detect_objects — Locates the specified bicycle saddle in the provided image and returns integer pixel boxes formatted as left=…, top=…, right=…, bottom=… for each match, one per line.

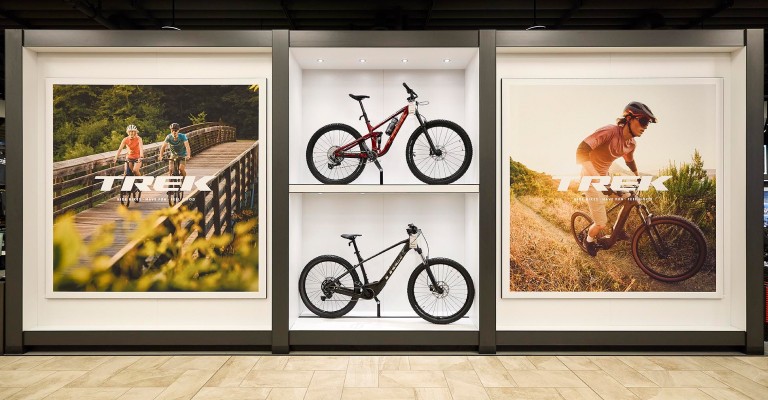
left=348, top=94, right=369, bottom=101
left=341, top=234, right=362, bottom=240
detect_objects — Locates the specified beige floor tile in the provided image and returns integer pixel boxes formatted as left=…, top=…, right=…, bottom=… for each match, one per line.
left=379, top=357, right=410, bottom=371
left=341, top=388, right=415, bottom=400
left=0, top=371, right=53, bottom=387
left=241, top=371, right=313, bottom=388
left=528, top=356, right=569, bottom=371
left=589, top=356, right=657, bottom=387
left=191, top=387, right=270, bottom=400
left=0, top=357, right=54, bottom=371
left=158, top=356, right=230, bottom=372
left=443, top=370, right=490, bottom=400
left=557, top=387, right=603, bottom=400
left=7, top=371, right=87, bottom=400
left=66, top=356, right=140, bottom=388
left=468, top=356, right=506, bottom=370
left=35, top=356, right=110, bottom=371
left=378, top=371, right=447, bottom=388
left=43, top=388, right=129, bottom=400
left=497, top=356, right=537, bottom=371
left=309, top=371, right=346, bottom=389
left=125, top=357, right=172, bottom=371
left=304, top=387, right=342, bottom=400
left=348, top=357, right=379, bottom=366
left=646, top=357, right=727, bottom=371
left=574, top=370, right=640, bottom=400
left=485, top=387, right=562, bottom=400
left=0, top=388, right=23, bottom=400
left=618, top=357, right=665, bottom=371
left=116, top=387, right=166, bottom=400
left=709, top=357, right=768, bottom=386
left=684, top=357, right=731, bottom=371
left=698, top=387, right=754, bottom=400
left=252, top=357, right=289, bottom=371
left=507, top=370, right=586, bottom=388
left=704, top=370, right=768, bottom=400
left=473, top=368, right=517, bottom=388
left=344, top=364, right=378, bottom=388
left=629, top=387, right=716, bottom=400
left=0, top=358, right=22, bottom=368
left=734, top=357, right=768, bottom=370
left=639, top=371, right=727, bottom=388
left=154, top=370, right=215, bottom=400
left=102, top=369, right=183, bottom=388
left=414, top=388, right=451, bottom=400
left=557, top=357, right=600, bottom=371
left=408, top=356, right=470, bottom=371
left=266, top=388, right=306, bottom=400
left=284, top=356, right=349, bottom=371
left=205, top=356, right=261, bottom=388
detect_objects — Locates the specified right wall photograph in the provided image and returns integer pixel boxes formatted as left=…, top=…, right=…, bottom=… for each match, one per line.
left=502, top=78, right=722, bottom=296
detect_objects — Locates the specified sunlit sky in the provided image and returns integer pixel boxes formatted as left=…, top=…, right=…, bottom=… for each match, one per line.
left=503, top=79, right=720, bottom=176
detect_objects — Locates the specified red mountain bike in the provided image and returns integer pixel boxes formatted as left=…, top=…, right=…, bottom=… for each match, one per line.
left=306, top=83, right=473, bottom=184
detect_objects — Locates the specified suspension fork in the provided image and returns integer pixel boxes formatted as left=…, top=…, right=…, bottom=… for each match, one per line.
left=415, top=246, right=444, bottom=295
left=414, top=110, right=440, bottom=155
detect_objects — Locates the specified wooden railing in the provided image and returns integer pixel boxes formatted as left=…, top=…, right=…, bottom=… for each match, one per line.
left=52, top=123, right=236, bottom=217
left=106, top=141, right=259, bottom=268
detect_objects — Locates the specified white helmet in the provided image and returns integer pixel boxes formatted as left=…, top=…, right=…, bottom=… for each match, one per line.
left=126, top=124, right=138, bottom=132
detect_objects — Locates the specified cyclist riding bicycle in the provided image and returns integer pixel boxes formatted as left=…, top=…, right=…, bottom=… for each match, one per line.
left=575, top=101, right=657, bottom=257
left=158, top=122, right=191, bottom=177
left=113, top=124, right=144, bottom=176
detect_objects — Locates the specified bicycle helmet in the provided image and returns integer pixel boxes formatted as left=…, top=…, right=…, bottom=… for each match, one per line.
left=125, top=124, right=138, bottom=132
left=169, top=122, right=180, bottom=130
left=623, top=101, right=658, bottom=123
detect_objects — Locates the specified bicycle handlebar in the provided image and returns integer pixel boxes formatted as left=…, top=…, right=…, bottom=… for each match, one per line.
left=406, top=223, right=418, bottom=235
left=403, top=82, right=417, bottom=101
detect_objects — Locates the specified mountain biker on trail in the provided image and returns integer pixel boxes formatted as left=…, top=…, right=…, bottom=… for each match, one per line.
left=158, top=122, right=192, bottom=177
left=575, top=101, right=657, bottom=257
left=113, top=124, right=144, bottom=176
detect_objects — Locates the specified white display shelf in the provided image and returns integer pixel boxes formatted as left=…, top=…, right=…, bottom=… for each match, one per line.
left=291, top=317, right=478, bottom=331
left=289, top=184, right=479, bottom=194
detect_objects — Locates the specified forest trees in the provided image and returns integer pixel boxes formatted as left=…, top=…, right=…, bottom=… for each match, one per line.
left=53, top=84, right=260, bottom=162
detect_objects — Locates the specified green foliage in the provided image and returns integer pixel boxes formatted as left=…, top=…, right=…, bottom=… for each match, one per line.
left=647, top=150, right=716, bottom=237
left=509, top=158, right=555, bottom=197
left=188, top=111, right=207, bottom=125
left=53, top=207, right=259, bottom=292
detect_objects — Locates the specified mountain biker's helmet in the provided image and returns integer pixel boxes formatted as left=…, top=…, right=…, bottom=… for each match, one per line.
left=126, top=124, right=138, bottom=132
left=623, top=101, right=658, bottom=123
left=169, top=122, right=180, bottom=131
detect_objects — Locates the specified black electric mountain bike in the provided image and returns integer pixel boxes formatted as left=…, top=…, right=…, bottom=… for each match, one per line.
left=118, top=158, right=142, bottom=207
left=299, top=224, right=475, bottom=324
left=306, top=83, right=473, bottom=185
left=165, top=154, right=185, bottom=206
left=571, top=190, right=707, bottom=282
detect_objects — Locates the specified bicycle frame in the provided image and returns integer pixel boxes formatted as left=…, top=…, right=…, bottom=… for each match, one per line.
left=332, top=237, right=439, bottom=300
left=600, top=195, right=653, bottom=249
left=336, top=106, right=410, bottom=158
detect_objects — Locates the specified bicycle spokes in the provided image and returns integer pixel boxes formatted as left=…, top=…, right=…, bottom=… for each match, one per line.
left=406, top=120, right=472, bottom=184
left=411, top=263, right=469, bottom=319
left=303, top=260, right=357, bottom=313
left=306, top=125, right=366, bottom=184
left=632, top=217, right=706, bottom=282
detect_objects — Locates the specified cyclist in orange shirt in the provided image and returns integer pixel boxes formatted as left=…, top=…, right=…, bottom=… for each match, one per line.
left=113, top=124, right=144, bottom=176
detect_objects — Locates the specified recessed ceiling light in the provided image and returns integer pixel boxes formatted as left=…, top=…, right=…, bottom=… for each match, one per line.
left=359, top=59, right=366, bottom=63
left=317, top=58, right=324, bottom=63
left=401, top=59, right=408, bottom=63
left=443, top=58, right=451, bottom=63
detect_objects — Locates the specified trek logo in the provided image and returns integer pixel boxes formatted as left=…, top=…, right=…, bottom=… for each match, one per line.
left=386, top=251, right=407, bottom=279
left=95, top=176, right=215, bottom=192
left=553, top=175, right=671, bottom=192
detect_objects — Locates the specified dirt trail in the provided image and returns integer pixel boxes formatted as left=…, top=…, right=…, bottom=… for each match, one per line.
left=510, top=197, right=714, bottom=292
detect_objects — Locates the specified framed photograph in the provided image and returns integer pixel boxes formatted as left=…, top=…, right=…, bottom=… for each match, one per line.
left=501, top=78, right=723, bottom=298
left=47, top=78, right=267, bottom=298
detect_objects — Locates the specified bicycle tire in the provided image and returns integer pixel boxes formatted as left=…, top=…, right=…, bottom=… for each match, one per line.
left=405, top=119, right=472, bottom=184
left=570, top=211, right=594, bottom=254
left=133, top=189, right=141, bottom=204
left=407, top=257, right=474, bottom=324
left=306, top=123, right=366, bottom=184
left=299, top=255, right=360, bottom=318
left=631, top=215, right=707, bottom=282
left=119, top=191, right=130, bottom=207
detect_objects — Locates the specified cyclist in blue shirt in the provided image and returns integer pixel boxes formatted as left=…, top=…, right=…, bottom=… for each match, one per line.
left=158, top=122, right=192, bottom=177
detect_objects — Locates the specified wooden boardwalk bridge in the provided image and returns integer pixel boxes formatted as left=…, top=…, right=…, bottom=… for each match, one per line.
left=53, top=123, right=258, bottom=268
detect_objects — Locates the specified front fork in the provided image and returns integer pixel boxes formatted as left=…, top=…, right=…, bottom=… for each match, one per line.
left=415, top=111, right=441, bottom=156
left=415, top=246, right=444, bottom=295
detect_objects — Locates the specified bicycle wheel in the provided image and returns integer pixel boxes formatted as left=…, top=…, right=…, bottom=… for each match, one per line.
left=299, top=255, right=360, bottom=318
left=133, top=189, right=141, bottom=204
left=405, top=119, right=472, bottom=184
left=119, top=191, right=130, bottom=207
left=306, top=123, right=366, bottom=184
left=631, top=215, right=707, bottom=282
left=168, top=190, right=180, bottom=207
left=407, top=257, right=474, bottom=324
left=570, top=211, right=593, bottom=254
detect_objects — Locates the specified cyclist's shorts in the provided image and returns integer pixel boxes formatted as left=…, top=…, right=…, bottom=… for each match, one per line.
left=170, top=158, right=187, bottom=165
left=127, top=158, right=141, bottom=163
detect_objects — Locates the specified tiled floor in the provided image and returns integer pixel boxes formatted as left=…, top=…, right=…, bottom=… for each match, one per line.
left=1, top=354, right=767, bottom=399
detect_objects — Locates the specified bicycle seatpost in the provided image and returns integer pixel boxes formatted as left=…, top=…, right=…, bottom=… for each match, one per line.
left=349, top=238, right=363, bottom=263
